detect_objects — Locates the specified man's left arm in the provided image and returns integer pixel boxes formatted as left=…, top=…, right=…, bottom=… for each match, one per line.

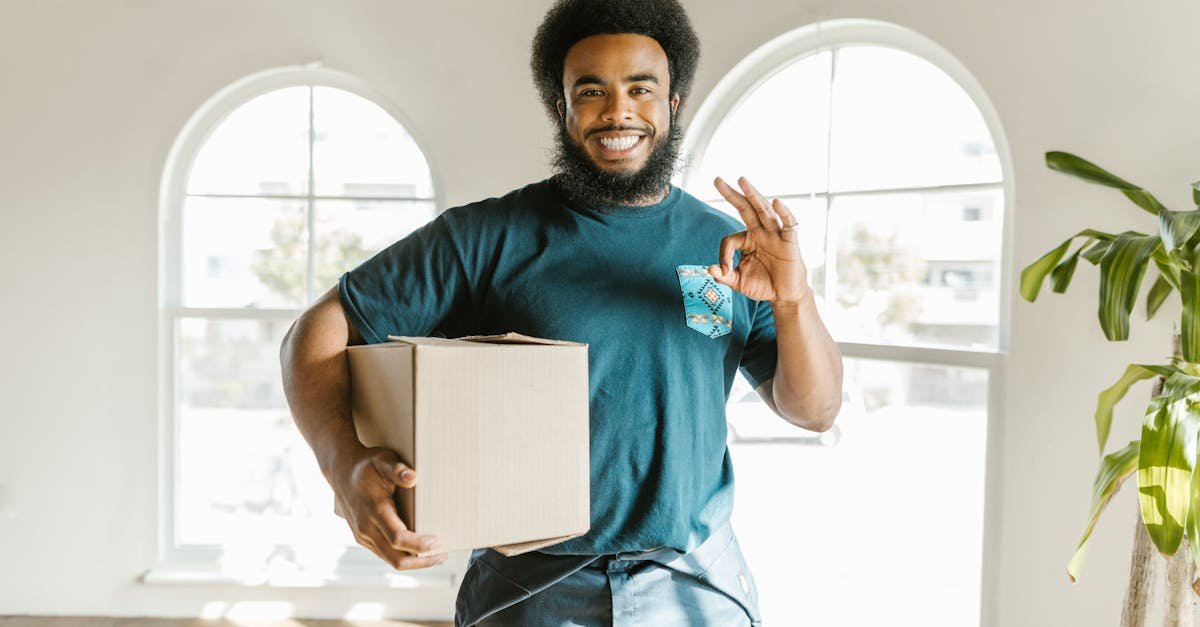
left=708, top=175, right=844, bottom=432
left=756, top=291, right=843, bottom=432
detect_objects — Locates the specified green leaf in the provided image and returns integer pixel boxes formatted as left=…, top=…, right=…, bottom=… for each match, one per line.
left=1189, top=438, right=1200, bottom=577
left=1051, top=247, right=1084, bottom=294
left=1095, top=364, right=1177, bottom=455
left=1181, top=270, right=1200, bottom=363
left=1021, top=229, right=1115, bottom=302
left=1082, top=239, right=1113, bottom=265
left=1122, top=189, right=1171, bottom=217
left=1022, top=240, right=1072, bottom=302
left=1153, top=249, right=1183, bottom=292
left=1163, top=370, right=1200, bottom=397
left=1098, top=233, right=1161, bottom=341
left=1047, top=151, right=1140, bottom=188
left=1147, top=274, right=1173, bottom=320
left=1046, top=151, right=1168, bottom=215
left=1159, top=209, right=1200, bottom=252
left=1069, top=440, right=1140, bottom=582
left=1192, top=180, right=1200, bottom=207
left=1138, top=391, right=1200, bottom=556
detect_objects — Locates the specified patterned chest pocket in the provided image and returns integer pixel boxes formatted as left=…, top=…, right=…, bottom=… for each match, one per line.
left=676, top=265, right=733, bottom=338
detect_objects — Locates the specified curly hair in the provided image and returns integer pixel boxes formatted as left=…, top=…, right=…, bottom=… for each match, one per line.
left=530, top=0, right=701, bottom=122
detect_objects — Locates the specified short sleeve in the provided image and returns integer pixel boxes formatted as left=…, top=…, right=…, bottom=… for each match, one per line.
left=338, top=213, right=473, bottom=344
left=739, top=299, right=778, bottom=390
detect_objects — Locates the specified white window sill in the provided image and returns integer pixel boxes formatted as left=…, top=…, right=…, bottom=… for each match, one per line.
left=141, top=560, right=457, bottom=589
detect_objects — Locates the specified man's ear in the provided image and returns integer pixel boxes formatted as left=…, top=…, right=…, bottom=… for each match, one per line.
left=670, top=94, right=680, bottom=115
left=556, top=98, right=565, bottom=120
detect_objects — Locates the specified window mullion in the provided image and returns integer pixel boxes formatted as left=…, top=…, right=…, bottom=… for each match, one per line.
left=306, top=85, right=317, bottom=305
left=167, top=307, right=302, bottom=320
left=837, top=340, right=1003, bottom=369
left=822, top=47, right=837, bottom=310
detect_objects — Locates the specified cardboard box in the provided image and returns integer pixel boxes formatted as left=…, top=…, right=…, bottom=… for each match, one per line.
left=343, top=332, right=590, bottom=557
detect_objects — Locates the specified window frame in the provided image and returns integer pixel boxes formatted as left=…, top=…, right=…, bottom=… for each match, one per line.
left=679, top=19, right=1013, bottom=627
left=150, top=65, right=453, bottom=587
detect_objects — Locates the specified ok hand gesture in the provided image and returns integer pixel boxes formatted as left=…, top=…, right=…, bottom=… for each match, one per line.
left=708, top=177, right=812, bottom=305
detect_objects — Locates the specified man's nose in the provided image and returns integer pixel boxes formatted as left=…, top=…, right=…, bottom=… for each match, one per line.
left=600, top=91, right=634, bottom=123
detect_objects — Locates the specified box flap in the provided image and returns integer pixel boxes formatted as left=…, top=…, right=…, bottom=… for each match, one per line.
left=385, top=335, right=478, bottom=347
left=455, top=331, right=587, bottom=347
left=491, top=531, right=589, bottom=557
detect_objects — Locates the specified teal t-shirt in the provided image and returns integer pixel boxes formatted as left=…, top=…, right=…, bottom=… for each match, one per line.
left=338, top=178, right=779, bottom=555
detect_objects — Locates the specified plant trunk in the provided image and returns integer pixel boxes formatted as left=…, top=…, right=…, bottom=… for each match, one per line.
left=1122, top=334, right=1191, bottom=627
left=1122, top=512, right=1155, bottom=627
left=1164, top=536, right=1195, bottom=627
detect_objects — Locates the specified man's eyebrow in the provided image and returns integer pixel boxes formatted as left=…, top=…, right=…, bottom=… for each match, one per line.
left=626, top=73, right=660, bottom=84
left=572, top=75, right=605, bottom=89
left=571, top=73, right=661, bottom=90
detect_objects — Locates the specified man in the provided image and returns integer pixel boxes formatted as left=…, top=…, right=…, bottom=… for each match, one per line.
left=280, top=0, right=843, bottom=624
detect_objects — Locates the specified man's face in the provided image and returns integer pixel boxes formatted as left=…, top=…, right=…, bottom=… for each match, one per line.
left=558, top=33, right=680, bottom=177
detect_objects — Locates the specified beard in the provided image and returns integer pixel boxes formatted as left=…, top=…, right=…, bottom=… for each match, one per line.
left=551, top=115, right=683, bottom=209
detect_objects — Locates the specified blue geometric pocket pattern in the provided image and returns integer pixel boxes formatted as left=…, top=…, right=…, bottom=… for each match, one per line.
left=676, top=265, right=734, bottom=338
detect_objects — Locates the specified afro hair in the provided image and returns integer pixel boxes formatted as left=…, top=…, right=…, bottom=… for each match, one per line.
left=530, top=0, right=701, bottom=122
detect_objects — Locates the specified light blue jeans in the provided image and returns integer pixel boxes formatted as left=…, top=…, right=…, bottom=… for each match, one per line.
left=454, top=522, right=762, bottom=626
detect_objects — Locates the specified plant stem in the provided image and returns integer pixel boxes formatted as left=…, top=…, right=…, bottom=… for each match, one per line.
left=1122, top=509, right=1154, bottom=627
left=1164, top=535, right=1195, bottom=627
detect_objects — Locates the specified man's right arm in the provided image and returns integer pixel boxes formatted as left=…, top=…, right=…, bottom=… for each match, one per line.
left=280, top=286, right=445, bottom=569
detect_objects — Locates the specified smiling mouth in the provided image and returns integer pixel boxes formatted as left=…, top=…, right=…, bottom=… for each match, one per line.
left=593, top=134, right=645, bottom=156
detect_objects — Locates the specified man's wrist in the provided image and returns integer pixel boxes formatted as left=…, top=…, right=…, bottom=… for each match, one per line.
left=770, top=287, right=816, bottom=315
left=322, top=435, right=368, bottom=486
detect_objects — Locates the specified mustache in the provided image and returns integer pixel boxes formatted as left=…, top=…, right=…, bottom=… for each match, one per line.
left=585, top=125, right=652, bottom=138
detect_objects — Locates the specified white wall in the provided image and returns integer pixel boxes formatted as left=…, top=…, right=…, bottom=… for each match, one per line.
left=1, top=0, right=1198, bottom=624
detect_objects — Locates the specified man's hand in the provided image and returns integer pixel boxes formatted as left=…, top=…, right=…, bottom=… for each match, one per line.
left=332, top=446, right=446, bottom=570
left=709, top=176, right=813, bottom=306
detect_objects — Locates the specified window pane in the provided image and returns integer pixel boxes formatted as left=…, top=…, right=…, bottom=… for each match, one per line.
left=187, top=87, right=310, bottom=196
left=176, top=317, right=354, bottom=548
left=824, top=188, right=1003, bottom=349
left=729, top=358, right=988, bottom=626
left=690, top=51, right=832, bottom=197
left=828, top=46, right=1001, bottom=192
left=705, top=196, right=829, bottom=301
left=311, top=200, right=438, bottom=292
left=182, top=197, right=307, bottom=309
left=312, top=87, right=434, bottom=198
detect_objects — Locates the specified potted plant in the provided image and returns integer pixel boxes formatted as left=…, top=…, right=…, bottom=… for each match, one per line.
left=1021, top=151, right=1200, bottom=624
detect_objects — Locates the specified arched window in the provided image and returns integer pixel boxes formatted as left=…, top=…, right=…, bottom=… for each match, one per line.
left=683, top=20, right=1010, bottom=625
left=155, top=67, right=443, bottom=584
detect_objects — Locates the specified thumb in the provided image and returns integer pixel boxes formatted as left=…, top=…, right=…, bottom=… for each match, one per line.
left=709, top=263, right=737, bottom=287
left=372, top=454, right=415, bottom=488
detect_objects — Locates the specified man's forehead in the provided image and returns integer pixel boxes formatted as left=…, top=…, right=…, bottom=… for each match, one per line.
left=562, top=33, right=670, bottom=81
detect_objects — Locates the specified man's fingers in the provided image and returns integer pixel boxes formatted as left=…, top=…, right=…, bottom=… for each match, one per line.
left=371, top=501, right=439, bottom=554
left=738, top=177, right=781, bottom=230
left=714, top=177, right=761, bottom=230
left=709, top=263, right=739, bottom=287
left=719, top=232, right=746, bottom=273
left=359, top=524, right=445, bottom=570
left=375, top=519, right=436, bottom=555
left=773, top=198, right=798, bottom=232
left=710, top=232, right=746, bottom=287
left=393, top=553, right=450, bottom=570
left=371, top=455, right=417, bottom=489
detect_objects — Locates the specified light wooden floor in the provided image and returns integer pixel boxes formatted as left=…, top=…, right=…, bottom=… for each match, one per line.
left=1, top=614, right=451, bottom=619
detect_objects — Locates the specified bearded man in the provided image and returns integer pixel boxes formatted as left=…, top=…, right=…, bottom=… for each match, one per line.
left=280, top=0, right=843, bottom=625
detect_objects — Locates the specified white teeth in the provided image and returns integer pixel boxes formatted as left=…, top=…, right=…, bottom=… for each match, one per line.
left=598, top=136, right=640, bottom=151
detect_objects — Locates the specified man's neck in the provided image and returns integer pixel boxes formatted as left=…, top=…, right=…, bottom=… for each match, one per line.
left=618, top=185, right=671, bottom=207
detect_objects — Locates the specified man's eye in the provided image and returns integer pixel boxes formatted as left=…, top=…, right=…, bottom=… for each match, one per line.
left=580, top=89, right=604, bottom=97
left=631, top=87, right=651, bottom=95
